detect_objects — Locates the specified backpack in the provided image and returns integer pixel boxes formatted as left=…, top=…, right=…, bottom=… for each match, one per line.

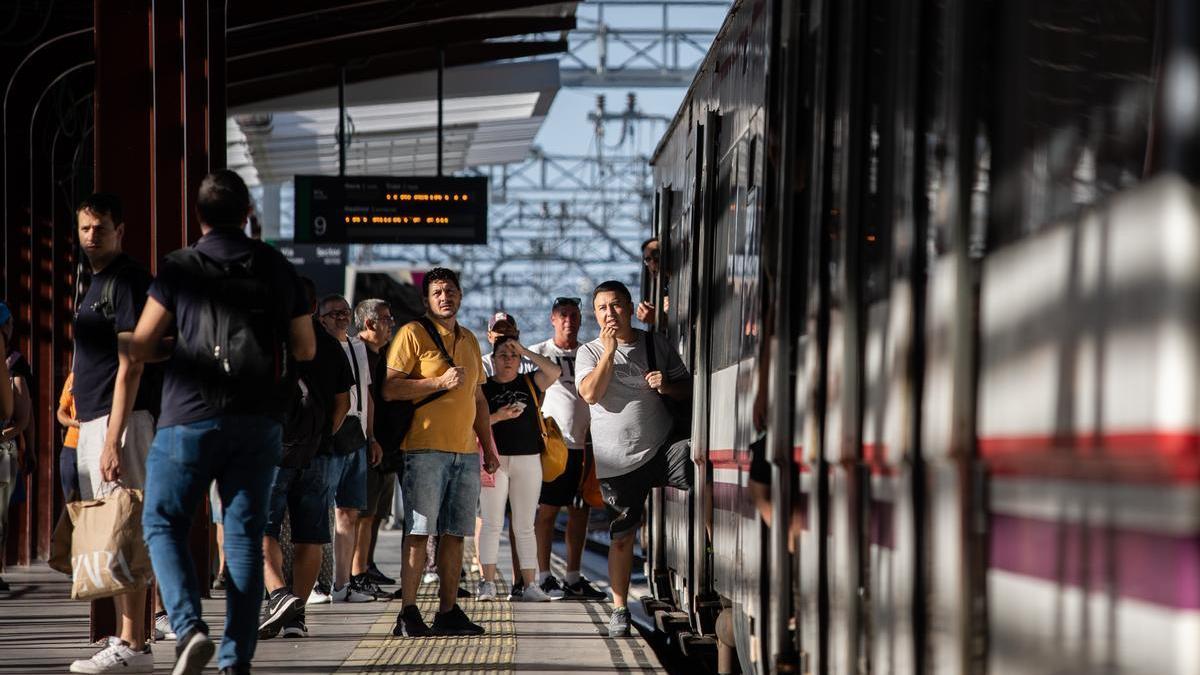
left=166, top=242, right=290, bottom=412
left=373, top=317, right=455, bottom=473
left=280, top=376, right=323, bottom=468
left=90, top=256, right=138, bottom=327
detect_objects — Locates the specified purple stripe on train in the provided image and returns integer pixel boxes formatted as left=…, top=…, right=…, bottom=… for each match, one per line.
left=990, top=514, right=1200, bottom=610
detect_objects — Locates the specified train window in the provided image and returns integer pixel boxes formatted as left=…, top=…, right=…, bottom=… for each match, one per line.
left=987, top=0, right=1161, bottom=247
left=708, top=140, right=741, bottom=370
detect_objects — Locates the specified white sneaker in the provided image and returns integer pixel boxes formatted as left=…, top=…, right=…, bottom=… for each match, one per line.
left=307, top=585, right=332, bottom=605
left=69, top=641, right=153, bottom=673
left=153, top=612, right=175, bottom=640
left=520, top=583, right=552, bottom=602
left=421, top=571, right=439, bottom=585
left=476, top=580, right=497, bottom=601
left=331, top=582, right=375, bottom=603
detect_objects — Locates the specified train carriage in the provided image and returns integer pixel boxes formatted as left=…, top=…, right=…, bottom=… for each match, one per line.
left=643, top=0, right=1200, bottom=673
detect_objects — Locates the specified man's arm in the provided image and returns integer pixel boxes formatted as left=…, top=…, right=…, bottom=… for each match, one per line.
left=100, top=332, right=144, bottom=482
left=658, top=378, right=692, bottom=401
left=56, top=396, right=78, bottom=429
left=366, top=390, right=381, bottom=466
left=383, top=366, right=461, bottom=401
left=129, top=298, right=176, bottom=364
left=2, top=378, right=30, bottom=473
left=0, top=334, right=11, bottom=421
left=578, top=338, right=617, bottom=404
left=289, top=315, right=316, bottom=362
left=473, top=385, right=500, bottom=474
left=330, top=391, right=350, bottom=435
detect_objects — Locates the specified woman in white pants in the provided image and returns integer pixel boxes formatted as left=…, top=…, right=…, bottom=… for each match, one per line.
left=478, top=337, right=561, bottom=601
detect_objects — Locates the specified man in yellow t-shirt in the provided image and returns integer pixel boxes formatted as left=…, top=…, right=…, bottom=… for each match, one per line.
left=383, top=267, right=500, bottom=637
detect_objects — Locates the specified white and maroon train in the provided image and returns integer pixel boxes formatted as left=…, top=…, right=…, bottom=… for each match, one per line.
left=641, top=0, right=1200, bottom=673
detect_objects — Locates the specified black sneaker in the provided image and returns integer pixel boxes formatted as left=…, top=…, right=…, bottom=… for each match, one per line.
left=432, top=604, right=485, bottom=636
left=218, top=666, right=251, bottom=675
left=212, top=567, right=228, bottom=591
left=281, top=613, right=308, bottom=639
left=564, top=577, right=608, bottom=601
left=351, top=573, right=392, bottom=600
left=173, top=628, right=216, bottom=675
left=366, top=563, right=395, bottom=586
left=258, top=589, right=302, bottom=640
left=508, top=580, right=525, bottom=601
left=540, top=575, right=566, bottom=599
left=0, top=576, right=8, bottom=591
left=456, top=586, right=472, bottom=599
left=392, top=605, right=431, bottom=637
left=608, top=607, right=631, bottom=637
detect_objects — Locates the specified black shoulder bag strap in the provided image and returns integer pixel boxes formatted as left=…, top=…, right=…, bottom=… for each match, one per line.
left=411, top=317, right=457, bottom=409
left=346, top=340, right=363, bottom=416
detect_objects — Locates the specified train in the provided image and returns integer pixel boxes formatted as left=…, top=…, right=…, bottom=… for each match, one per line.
left=640, top=0, right=1200, bottom=673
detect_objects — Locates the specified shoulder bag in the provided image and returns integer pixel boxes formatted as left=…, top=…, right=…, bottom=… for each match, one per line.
left=374, top=317, right=456, bottom=473
left=523, top=374, right=568, bottom=482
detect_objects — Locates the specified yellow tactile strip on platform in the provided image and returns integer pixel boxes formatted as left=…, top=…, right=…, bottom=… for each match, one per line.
left=337, top=587, right=517, bottom=674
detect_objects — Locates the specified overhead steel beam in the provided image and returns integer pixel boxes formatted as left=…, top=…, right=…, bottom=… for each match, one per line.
left=228, top=39, right=567, bottom=108
left=228, top=0, right=571, bottom=51
left=228, top=15, right=575, bottom=83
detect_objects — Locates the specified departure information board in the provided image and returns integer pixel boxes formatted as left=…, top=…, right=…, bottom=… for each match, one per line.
left=293, top=175, right=488, bottom=245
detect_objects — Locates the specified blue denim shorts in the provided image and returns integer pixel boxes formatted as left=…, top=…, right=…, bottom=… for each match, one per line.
left=329, top=445, right=367, bottom=511
left=265, top=455, right=334, bottom=544
left=402, top=450, right=480, bottom=537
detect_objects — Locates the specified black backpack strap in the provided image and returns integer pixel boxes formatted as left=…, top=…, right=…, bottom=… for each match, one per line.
left=404, top=317, right=457, bottom=409
left=416, top=316, right=457, bottom=368
left=92, top=256, right=136, bottom=326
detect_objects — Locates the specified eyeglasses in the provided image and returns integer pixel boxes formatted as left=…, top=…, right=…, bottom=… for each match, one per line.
left=374, top=315, right=395, bottom=325
left=552, top=296, right=581, bottom=308
left=322, top=309, right=351, bottom=319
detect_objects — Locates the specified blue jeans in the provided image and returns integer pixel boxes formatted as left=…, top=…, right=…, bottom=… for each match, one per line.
left=59, top=445, right=79, bottom=500
left=143, top=415, right=281, bottom=670
left=402, top=450, right=480, bottom=537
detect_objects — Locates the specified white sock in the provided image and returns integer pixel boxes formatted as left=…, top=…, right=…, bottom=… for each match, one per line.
left=538, top=571, right=551, bottom=583
left=565, top=571, right=581, bottom=584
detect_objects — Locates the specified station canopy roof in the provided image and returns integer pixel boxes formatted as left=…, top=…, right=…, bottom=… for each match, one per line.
left=225, top=1, right=575, bottom=186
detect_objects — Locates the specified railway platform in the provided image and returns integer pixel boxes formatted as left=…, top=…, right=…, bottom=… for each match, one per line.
left=0, top=530, right=667, bottom=674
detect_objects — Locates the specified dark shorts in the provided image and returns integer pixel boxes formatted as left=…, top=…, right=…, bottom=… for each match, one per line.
left=365, top=467, right=396, bottom=518
left=329, top=445, right=367, bottom=511
left=265, top=455, right=335, bottom=545
left=599, top=439, right=693, bottom=540
left=539, top=447, right=587, bottom=508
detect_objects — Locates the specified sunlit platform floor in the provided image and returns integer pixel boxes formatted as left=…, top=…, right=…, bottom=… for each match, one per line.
left=0, top=529, right=666, bottom=674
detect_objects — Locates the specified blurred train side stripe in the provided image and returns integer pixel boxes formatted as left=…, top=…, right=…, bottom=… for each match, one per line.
left=980, top=432, right=1200, bottom=483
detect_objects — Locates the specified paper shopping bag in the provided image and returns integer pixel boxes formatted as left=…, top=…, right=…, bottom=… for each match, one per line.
left=67, top=487, right=152, bottom=600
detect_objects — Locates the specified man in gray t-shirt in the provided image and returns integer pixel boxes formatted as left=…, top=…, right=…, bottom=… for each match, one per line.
left=577, top=279, right=692, bottom=638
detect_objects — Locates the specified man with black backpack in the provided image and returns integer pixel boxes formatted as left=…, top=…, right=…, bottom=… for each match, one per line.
left=67, top=193, right=163, bottom=674
left=129, top=171, right=316, bottom=675
left=259, top=279, right=353, bottom=638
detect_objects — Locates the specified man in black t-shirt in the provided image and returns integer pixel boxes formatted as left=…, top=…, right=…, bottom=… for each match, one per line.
left=66, top=193, right=164, bottom=674
left=259, top=281, right=353, bottom=638
left=128, top=172, right=316, bottom=675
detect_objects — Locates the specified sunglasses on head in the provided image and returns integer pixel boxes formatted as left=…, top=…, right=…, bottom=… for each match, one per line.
left=553, top=296, right=581, bottom=308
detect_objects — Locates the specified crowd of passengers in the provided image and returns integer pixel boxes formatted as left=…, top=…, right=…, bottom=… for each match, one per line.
left=0, top=171, right=694, bottom=675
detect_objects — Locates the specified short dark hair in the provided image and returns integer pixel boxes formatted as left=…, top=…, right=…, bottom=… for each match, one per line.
left=422, top=267, right=461, bottom=297
left=77, top=193, right=124, bottom=224
left=592, top=280, right=632, bottom=304
left=319, top=294, right=348, bottom=314
left=196, top=170, right=252, bottom=228
left=640, top=237, right=658, bottom=253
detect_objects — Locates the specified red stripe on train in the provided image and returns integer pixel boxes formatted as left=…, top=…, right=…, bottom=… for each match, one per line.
left=979, top=431, right=1200, bottom=483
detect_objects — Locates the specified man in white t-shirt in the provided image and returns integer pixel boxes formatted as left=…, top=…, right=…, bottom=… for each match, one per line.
left=318, top=295, right=386, bottom=603
left=527, top=297, right=607, bottom=601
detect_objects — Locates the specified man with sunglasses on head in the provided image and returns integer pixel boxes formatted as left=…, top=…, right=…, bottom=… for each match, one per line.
left=527, top=297, right=607, bottom=601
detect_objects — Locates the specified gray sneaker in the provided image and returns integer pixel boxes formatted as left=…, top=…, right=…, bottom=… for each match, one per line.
left=607, top=607, right=631, bottom=637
